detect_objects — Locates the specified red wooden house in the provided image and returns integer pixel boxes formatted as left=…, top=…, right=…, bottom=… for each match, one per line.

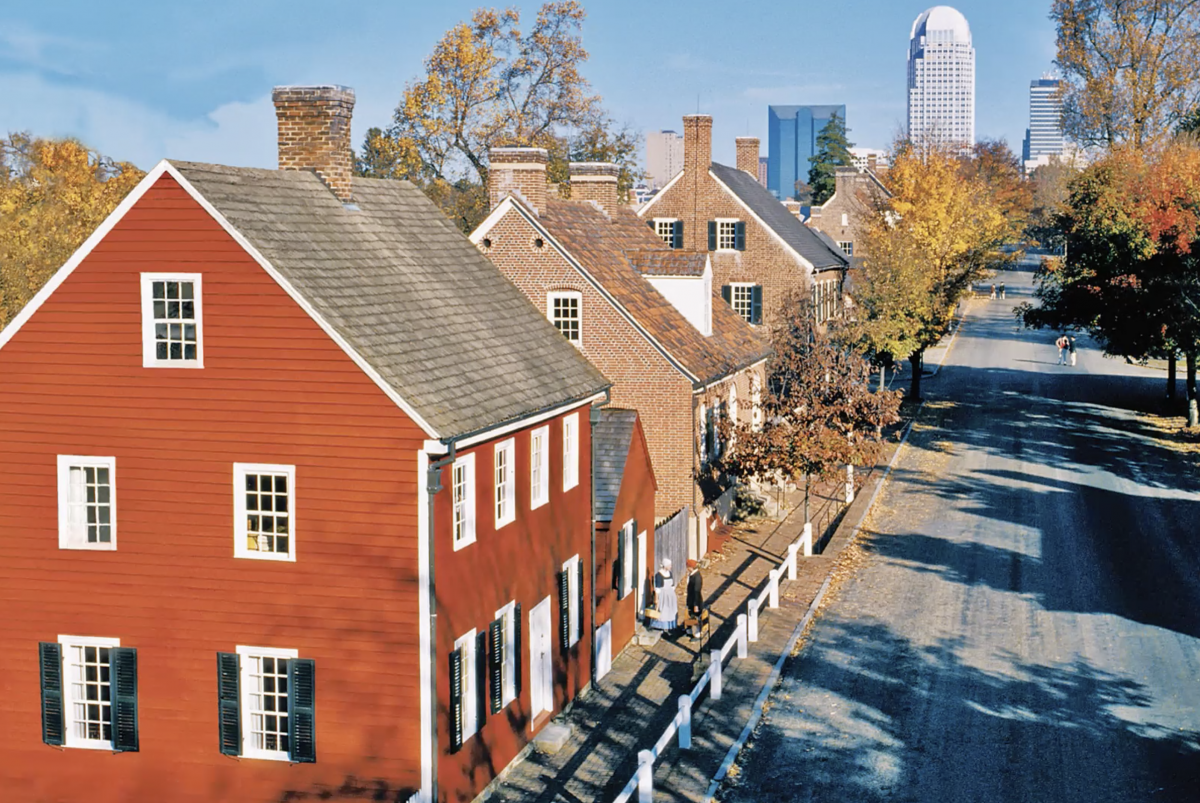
left=0, top=85, right=610, bottom=803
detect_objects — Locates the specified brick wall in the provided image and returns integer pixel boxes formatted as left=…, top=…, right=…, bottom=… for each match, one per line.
left=568, top=163, right=619, bottom=213
left=807, top=167, right=888, bottom=264
left=489, top=148, right=549, bottom=216
left=736, top=137, right=760, bottom=175
left=272, top=85, right=355, bottom=202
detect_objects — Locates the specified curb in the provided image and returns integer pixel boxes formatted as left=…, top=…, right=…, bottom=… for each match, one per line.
left=700, top=405, right=924, bottom=802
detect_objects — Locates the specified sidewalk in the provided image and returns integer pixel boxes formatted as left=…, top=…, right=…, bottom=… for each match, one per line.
left=480, top=460, right=899, bottom=803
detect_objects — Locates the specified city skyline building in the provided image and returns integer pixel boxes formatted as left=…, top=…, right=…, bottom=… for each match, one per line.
left=644, top=129, right=685, bottom=189
left=766, top=104, right=847, bottom=200
left=849, top=147, right=890, bottom=172
left=907, top=6, right=975, bottom=148
left=1022, top=76, right=1065, bottom=171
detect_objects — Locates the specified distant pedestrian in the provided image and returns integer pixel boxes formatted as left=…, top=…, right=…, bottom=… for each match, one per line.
left=990, top=284, right=997, bottom=299
left=1056, top=335, right=1068, bottom=365
left=652, top=559, right=677, bottom=633
left=999, top=282, right=1006, bottom=299
left=685, top=561, right=704, bottom=638
left=1068, top=335, right=1077, bottom=366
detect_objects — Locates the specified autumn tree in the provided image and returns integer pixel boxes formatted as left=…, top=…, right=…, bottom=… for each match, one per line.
left=1026, top=156, right=1080, bottom=252
left=1052, top=0, right=1200, bottom=148
left=0, top=133, right=144, bottom=329
left=362, top=2, right=638, bottom=231
left=853, top=141, right=1018, bottom=399
left=808, top=112, right=854, bottom=205
left=718, top=290, right=901, bottom=526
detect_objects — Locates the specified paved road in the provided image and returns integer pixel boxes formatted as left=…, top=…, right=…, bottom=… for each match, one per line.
left=721, top=269, right=1200, bottom=803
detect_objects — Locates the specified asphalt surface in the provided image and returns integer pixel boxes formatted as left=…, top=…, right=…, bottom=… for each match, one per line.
left=720, top=269, right=1200, bottom=803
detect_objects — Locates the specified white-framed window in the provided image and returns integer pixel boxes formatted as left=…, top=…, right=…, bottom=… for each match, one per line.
left=716, top=219, right=740, bottom=251
left=452, top=453, right=477, bottom=550
left=234, top=463, right=296, bottom=562
left=530, top=426, right=550, bottom=509
left=140, top=273, right=203, bottom=368
left=237, top=645, right=299, bottom=762
left=699, top=402, right=708, bottom=459
left=653, top=218, right=682, bottom=248
left=496, top=602, right=517, bottom=706
left=453, top=630, right=478, bottom=740
left=751, top=374, right=763, bottom=432
left=838, top=241, right=854, bottom=256
left=547, top=291, right=582, bottom=346
left=57, top=455, right=116, bottom=551
left=562, top=413, right=579, bottom=491
left=841, top=213, right=849, bottom=227
left=494, top=439, right=515, bottom=528
left=60, top=635, right=120, bottom=750
left=619, top=522, right=635, bottom=600
left=564, top=555, right=581, bottom=645
left=729, top=283, right=762, bottom=325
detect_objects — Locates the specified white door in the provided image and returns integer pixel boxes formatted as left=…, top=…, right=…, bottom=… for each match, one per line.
left=636, top=530, right=647, bottom=615
left=595, top=621, right=612, bottom=680
left=530, top=596, right=553, bottom=721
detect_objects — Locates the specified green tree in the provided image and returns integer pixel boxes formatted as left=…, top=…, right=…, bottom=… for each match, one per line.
left=807, top=112, right=854, bottom=205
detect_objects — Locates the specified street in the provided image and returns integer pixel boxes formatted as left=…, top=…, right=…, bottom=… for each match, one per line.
left=721, top=268, right=1200, bottom=803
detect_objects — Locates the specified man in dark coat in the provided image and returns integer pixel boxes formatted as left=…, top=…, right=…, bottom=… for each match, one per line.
left=686, top=561, right=704, bottom=637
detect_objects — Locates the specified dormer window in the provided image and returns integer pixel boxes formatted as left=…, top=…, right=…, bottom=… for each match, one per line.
left=652, top=218, right=683, bottom=249
left=547, top=291, right=582, bottom=346
left=141, top=274, right=203, bottom=368
left=708, top=220, right=746, bottom=252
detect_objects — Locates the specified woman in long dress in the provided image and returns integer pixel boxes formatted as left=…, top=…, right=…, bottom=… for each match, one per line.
left=652, top=559, right=678, bottom=632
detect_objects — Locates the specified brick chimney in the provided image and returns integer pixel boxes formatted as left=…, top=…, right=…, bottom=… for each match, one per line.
left=272, top=85, right=356, bottom=203
left=488, top=147, right=549, bottom=216
left=683, top=115, right=713, bottom=180
left=569, top=162, right=619, bottom=213
left=736, top=137, right=759, bottom=176
left=680, top=115, right=713, bottom=250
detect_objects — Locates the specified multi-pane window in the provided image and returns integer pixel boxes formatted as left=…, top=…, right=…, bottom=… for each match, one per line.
left=235, top=645, right=302, bottom=762
left=452, top=630, right=478, bottom=741
left=653, top=218, right=682, bottom=248
left=751, top=374, right=763, bottom=432
left=141, top=274, right=202, bottom=368
left=838, top=241, right=854, bottom=256
left=452, top=454, right=476, bottom=549
left=530, top=426, right=549, bottom=509
left=234, top=463, right=296, bottom=561
left=57, top=455, right=116, bottom=550
left=494, top=439, right=515, bottom=528
left=548, top=291, right=582, bottom=345
left=563, top=413, right=579, bottom=491
left=728, top=283, right=762, bottom=325
left=717, top=220, right=739, bottom=250
left=66, top=641, right=114, bottom=747
left=620, top=522, right=634, bottom=600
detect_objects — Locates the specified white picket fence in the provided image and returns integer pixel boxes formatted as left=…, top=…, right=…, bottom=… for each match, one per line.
left=611, top=522, right=815, bottom=802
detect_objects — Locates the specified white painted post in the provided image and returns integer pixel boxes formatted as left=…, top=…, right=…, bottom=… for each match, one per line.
left=678, top=695, right=692, bottom=750
left=802, top=522, right=813, bottom=557
left=846, top=464, right=855, bottom=504
left=768, top=569, right=780, bottom=609
left=710, top=650, right=722, bottom=700
left=736, top=613, right=748, bottom=658
left=787, top=542, right=798, bottom=580
left=638, top=749, right=654, bottom=802
left=748, top=604, right=759, bottom=643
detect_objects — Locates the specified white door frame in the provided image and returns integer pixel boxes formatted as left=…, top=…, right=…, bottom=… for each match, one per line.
left=529, top=596, right=553, bottom=724
left=636, top=530, right=647, bottom=615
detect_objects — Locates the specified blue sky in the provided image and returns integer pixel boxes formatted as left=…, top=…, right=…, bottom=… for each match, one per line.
left=0, top=1, right=1058, bottom=171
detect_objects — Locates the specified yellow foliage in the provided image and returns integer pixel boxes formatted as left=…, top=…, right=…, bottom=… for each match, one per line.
left=0, top=134, right=144, bottom=328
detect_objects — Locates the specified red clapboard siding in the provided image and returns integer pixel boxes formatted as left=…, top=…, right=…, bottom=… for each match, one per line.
left=0, top=174, right=427, bottom=803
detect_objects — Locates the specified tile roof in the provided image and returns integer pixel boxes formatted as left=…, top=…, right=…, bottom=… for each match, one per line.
left=538, top=200, right=770, bottom=386
left=709, top=162, right=849, bottom=271
left=172, top=161, right=609, bottom=440
left=626, top=250, right=708, bottom=277
left=593, top=408, right=639, bottom=522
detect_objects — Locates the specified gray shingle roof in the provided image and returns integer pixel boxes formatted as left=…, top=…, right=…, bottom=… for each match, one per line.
left=171, top=162, right=609, bottom=440
left=593, top=408, right=638, bottom=522
left=709, top=162, right=849, bottom=271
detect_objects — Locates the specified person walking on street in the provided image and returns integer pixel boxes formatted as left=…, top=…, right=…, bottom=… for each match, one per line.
left=1056, top=335, right=1068, bottom=365
left=999, top=282, right=1006, bottom=299
left=685, top=561, right=704, bottom=639
left=651, top=559, right=678, bottom=634
left=990, top=284, right=997, bottom=299
left=1068, top=335, right=1077, bottom=366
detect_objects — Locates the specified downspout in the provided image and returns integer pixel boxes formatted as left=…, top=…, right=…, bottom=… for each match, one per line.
left=424, top=441, right=457, bottom=803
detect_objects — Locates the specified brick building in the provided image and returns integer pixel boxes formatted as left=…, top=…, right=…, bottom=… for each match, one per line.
left=638, top=116, right=849, bottom=329
left=806, top=166, right=891, bottom=269
left=471, top=151, right=769, bottom=557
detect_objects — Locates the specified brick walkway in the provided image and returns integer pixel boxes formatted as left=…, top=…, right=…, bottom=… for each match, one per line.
left=479, top=480, right=868, bottom=803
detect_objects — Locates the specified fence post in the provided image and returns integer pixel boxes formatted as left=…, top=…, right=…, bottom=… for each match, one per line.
left=768, top=569, right=780, bottom=609
left=802, top=522, right=813, bottom=557
left=787, top=542, right=798, bottom=580
left=736, top=613, right=748, bottom=659
left=638, top=749, right=654, bottom=802
left=846, top=464, right=855, bottom=504
left=748, top=604, right=759, bottom=643
left=710, top=650, right=722, bottom=700
left=678, top=695, right=692, bottom=750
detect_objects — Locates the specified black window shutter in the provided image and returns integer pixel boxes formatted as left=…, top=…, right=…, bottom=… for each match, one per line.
left=751, top=286, right=763, bottom=325
left=216, top=652, right=241, bottom=756
left=707, top=221, right=717, bottom=251
left=721, top=285, right=732, bottom=306
left=735, top=221, right=747, bottom=250
left=39, top=642, right=64, bottom=747
left=647, top=219, right=656, bottom=232
left=488, top=619, right=503, bottom=714
left=288, top=658, right=316, bottom=763
left=513, top=603, right=523, bottom=698
left=673, top=221, right=684, bottom=249
left=110, top=647, right=139, bottom=752
left=617, top=530, right=627, bottom=599
left=448, top=649, right=463, bottom=753
left=577, top=560, right=585, bottom=639
left=558, top=571, right=570, bottom=654
left=475, top=631, right=488, bottom=732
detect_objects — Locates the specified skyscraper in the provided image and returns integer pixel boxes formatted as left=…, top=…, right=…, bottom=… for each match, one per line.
left=645, top=130, right=685, bottom=189
left=766, top=104, right=847, bottom=200
left=907, top=6, right=975, bottom=147
left=1022, top=77, right=1065, bottom=169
